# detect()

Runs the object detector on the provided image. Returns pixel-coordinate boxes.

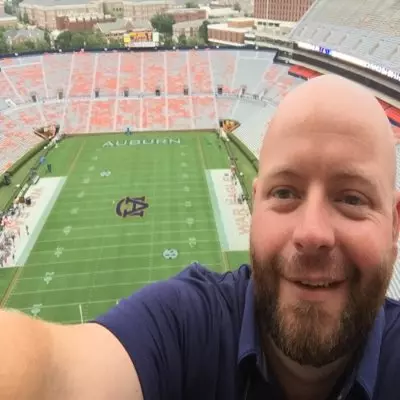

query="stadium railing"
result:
[224,132,258,212]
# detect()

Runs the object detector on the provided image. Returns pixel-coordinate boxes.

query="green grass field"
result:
[0,131,252,324]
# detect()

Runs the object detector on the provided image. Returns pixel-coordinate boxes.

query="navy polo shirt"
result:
[95,263,400,399]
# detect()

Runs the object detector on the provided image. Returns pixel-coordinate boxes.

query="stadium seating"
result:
[0,49,292,162]
[166,51,189,94]
[288,0,400,74]
[192,96,217,129]
[189,50,213,93]
[119,53,142,94]
[0,49,397,173]
[0,49,397,172]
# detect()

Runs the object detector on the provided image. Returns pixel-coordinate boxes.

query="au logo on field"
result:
[116,196,149,218]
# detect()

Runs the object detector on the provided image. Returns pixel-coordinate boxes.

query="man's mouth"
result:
[296,280,342,289]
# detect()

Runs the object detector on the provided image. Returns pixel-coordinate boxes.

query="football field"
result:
[0,131,251,324]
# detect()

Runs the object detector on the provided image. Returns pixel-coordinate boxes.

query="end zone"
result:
[205,169,251,251]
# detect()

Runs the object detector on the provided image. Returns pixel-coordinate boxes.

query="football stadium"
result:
[0,0,400,327]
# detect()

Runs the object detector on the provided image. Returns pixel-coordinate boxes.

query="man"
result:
[1,74,400,400]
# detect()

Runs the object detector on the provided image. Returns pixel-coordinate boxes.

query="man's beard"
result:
[251,245,392,367]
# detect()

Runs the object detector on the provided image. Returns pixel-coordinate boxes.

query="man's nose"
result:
[292,194,335,255]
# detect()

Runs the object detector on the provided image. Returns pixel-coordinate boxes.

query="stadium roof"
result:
[288,0,400,74]
[208,22,251,33]
[173,19,204,29]
[20,0,94,6]
[123,0,174,3]
[95,19,131,33]
[21,0,172,6]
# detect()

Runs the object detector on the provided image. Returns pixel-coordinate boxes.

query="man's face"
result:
[251,110,398,367]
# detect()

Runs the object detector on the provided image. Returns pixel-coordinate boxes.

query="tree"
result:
[185,1,198,8]
[85,32,107,48]
[12,39,35,52]
[4,2,12,15]
[177,34,187,46]
[35,39,50,51]
[198,20,209,44]
[162,34,174,47]
[108,37,123,48]
[23,10,29,24]
[0,31,9,54]
[55,31,72,50]
[44,29,51,45]
[187,36,200,47]
[233,2,241,12]
[151,13,174,36]
[24,39,35,50]
[70,32,85,49]
[196,36,205,46]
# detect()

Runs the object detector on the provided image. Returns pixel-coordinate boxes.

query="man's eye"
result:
[338,194,366,207]
[342,195,364,206]
[271,188,296,199]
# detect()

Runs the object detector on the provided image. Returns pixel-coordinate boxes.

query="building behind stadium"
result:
[19,0,174,31]
[208,0,315,47]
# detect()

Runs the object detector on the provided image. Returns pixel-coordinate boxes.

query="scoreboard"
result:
[123,31,159,48]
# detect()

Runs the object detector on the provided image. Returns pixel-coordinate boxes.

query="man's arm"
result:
[0,310,143,400]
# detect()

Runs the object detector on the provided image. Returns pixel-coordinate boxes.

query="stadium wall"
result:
[228,133,259,171]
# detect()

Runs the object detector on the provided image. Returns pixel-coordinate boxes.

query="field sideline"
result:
[0,131,251,324]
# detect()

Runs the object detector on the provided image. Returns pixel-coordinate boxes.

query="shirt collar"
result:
[237,279,264,367]
[237,278,385,399]
[354,306,385,399]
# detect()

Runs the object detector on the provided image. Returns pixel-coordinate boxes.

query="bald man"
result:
[1,75,400,400]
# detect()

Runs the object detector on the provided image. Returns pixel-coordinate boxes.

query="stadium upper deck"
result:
[288,0,400,76]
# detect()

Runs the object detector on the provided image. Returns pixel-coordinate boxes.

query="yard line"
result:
[58,319,83,325]
[149,161,157,282]
[78,304,84,324]
[43,210,215,225]
[56,192,209,203]
[51,194,210,208]
[18,262,222,282]
[12,280,157,296]
[37,219,213,233]
[25,249,220,267]
[58,186,208,198]
[62,179,204,191]
[53,206,213,216]
[18,297,121,312]
[36,228,215,244]
[30,238,217,255]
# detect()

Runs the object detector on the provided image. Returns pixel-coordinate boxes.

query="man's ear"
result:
[393,191,400,242]
[252,177,258,200]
